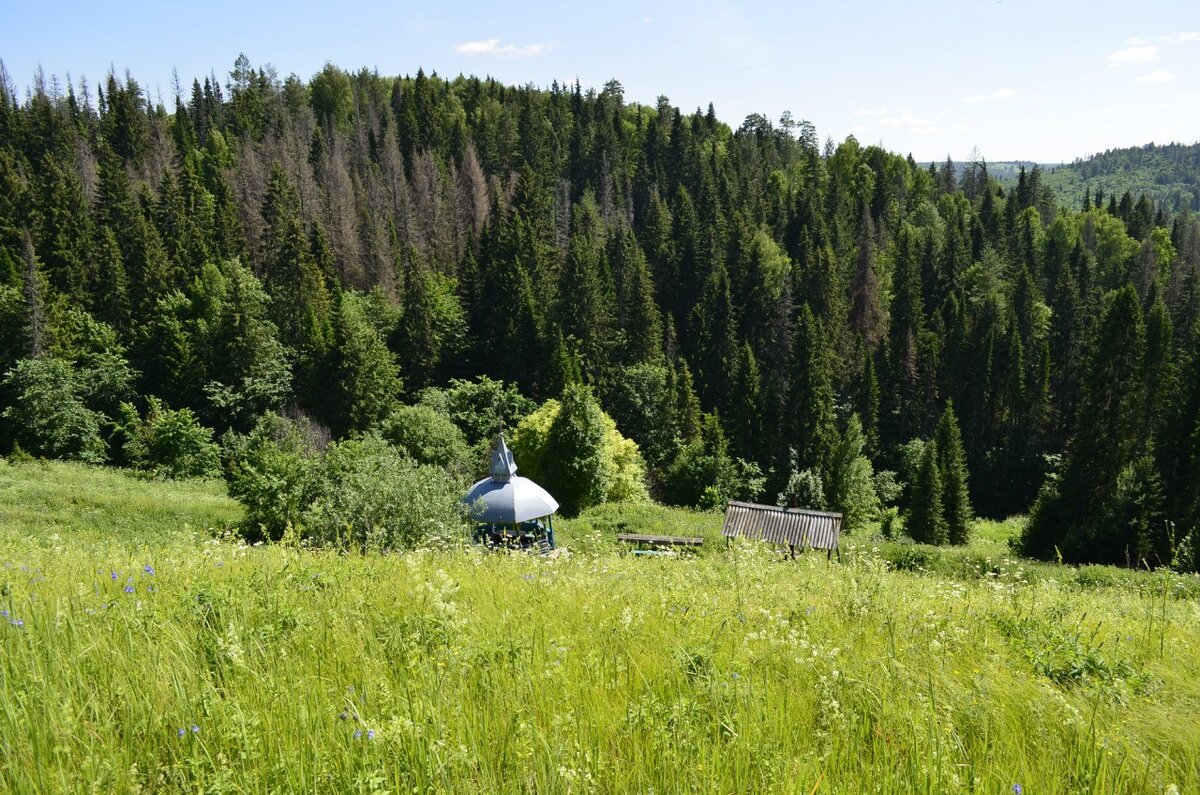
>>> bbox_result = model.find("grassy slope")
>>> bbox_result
[2,462,1199,793]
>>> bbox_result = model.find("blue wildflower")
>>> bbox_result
[191,724,200,734]
[366,730,375,740]
[1013,785,1022,795]
[124,584,135,594]
[1,609,7,618]
[178,728,186,737]
[111,572,118,581]
[354,730,362,739]
[144,565,155,575]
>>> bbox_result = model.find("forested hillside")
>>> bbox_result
[0,58,1198,567]
[1034,142,1200,213]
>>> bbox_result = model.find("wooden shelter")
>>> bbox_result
[721,501,843,559]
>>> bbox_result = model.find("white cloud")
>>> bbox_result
[1134,69,1176,83]
[1160,32,1200,43]
[870,112,965,136]
[962,87,1017,103]
[1108,45,1159,65]
[1125,36,1149,46]
[453,39,550,58]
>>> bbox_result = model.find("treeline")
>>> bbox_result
[0,58,1198,566]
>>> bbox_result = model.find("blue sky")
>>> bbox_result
[2,0,1198,162]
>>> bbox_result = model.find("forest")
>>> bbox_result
[0,57,1198,568]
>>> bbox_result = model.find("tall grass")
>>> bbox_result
[1,461,1198,792]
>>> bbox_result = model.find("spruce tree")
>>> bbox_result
[787,304,839,484]
[907,440,947,544]
[934,401,973,545]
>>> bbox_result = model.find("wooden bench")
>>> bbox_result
[616,533,705,549]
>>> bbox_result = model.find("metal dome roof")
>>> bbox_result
[463,435,559,524]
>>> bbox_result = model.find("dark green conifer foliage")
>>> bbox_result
[542,383,609,516]
[934,401,973,545]
[907,440,947,544]
[787,304,839,483]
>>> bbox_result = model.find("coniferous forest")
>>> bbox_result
[1,58,1199,568]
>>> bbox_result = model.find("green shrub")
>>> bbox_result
[376,404,470,475]
[512,384,649,515]
[663,413,762,509]
[1,358,107,463]
[304,434,467,551]
[224,414,319,541]
[124,397,221,479]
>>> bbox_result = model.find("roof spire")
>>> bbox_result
[489,433,518,482]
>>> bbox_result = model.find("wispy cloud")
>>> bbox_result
[1125,36,1149,46]
[453,39,550,58]
[962,88,1017,103]
[872,111,965,136]
[1134,69,1176,84]
[1108,44,1159,65]
[1160,32,1199,43]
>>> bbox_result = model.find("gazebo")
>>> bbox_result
[463,434,559,550]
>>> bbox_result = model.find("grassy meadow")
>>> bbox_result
[1,460,1199,793]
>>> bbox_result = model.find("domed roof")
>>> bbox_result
[463,435,559,523]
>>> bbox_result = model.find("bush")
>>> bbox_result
[224,414,320,541]
[1,358,106,463]
[512,384,649,515]
[419,376,535,447]
[124,397,221,479]
[663,413,763,509]
[376,404,470,476]
[304,434,467,551]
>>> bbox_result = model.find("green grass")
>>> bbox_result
[2,461,1199,792]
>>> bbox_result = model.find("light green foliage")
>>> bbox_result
[418,376,536,447]
[1,358,106,462]
[827,414,879,531]
[777,465,825,511]
[123,397,221,480]
[2,463,1200,792]
[224,413,320,541]
[304,434,468,552]
[376,403,470,476]
[331,291,402,434]
[512,384,649,515]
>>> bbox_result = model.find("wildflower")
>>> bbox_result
[1,610,7,618]
[1013,785,1022,795]
[354,730,362,739]
[144,565,155,575]
[178,728,186,737]
[125,584,135,594]
[191,724,199,734]
[111,572,118,581]
[367,730,375,740]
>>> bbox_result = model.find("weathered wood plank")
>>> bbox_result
[616,533,705,546]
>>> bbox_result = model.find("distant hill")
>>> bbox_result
[997,143,1200,212]
[926,143,1200,212]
